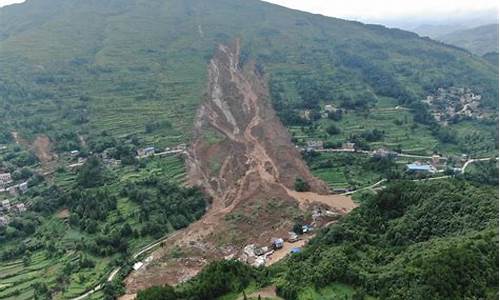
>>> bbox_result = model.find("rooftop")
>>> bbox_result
[406,163,434,171]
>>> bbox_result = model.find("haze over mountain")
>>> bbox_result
[436,23,499,56]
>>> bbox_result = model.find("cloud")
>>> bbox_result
[263,0,498,21]
[0,0,25,7]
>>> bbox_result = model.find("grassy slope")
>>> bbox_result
[0,1,498,298]
[438,24,499,56]
[0,155,187,299]
[0,0,497,148]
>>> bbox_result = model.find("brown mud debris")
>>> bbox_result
[124,40,356,294]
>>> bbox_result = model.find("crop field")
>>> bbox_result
[289,97,497,158]
[89,94,196,149]
[307,152,386,190]
[289,108,441,156]
[0,251,58,300]
[0,153,189,300]
[119,155,187,185]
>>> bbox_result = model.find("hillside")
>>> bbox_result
[0,0,498,299]
[0,0,498,149]
[438,23,499,56]
[136,179,499,300]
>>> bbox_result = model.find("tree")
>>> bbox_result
[77,156,108,188]
[294,177,310,192]
[22,251,31,266]
[32,282,51,300]
[327,110,342,121]
[137,285,177,300]
[326,124,341,135]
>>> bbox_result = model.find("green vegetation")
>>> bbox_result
[139,179,498,300]
[294,178,310,192]
[136,260,270,300]
[0,0,497,299]
[305,152,401,190]
[0,155,206,299]
[274,180,498,299]
[437,24,499,56]
[0,0,497,156]
[462,159,499,185]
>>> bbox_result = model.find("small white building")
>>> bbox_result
[133,262,144,271]
[343,142,356,151]
[306,140,324,150]
[0,173,12,188]
[19,182,28,194]
[324,104,337,112]
[15,203,26,213]
[0,216,8,227]
[1,200,10,209]
[137,147,155,157]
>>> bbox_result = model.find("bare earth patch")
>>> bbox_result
[123,40,356,294]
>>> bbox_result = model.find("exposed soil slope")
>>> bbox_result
[124,40,354,293]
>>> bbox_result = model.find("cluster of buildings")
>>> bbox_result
[0,200,27,227]
[137,144,187,158]
[0,172,29,195]
[300,104,342,121]
[304,140,356,152]
[422,87,486,124]
[239,220,325,267]
[240,233,301,267]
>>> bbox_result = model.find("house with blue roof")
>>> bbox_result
[406,162,436,174]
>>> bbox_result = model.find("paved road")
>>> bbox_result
[68,154,497,300]
[70,233,176,300]
[461,157,497,173]
[343,179,386,195]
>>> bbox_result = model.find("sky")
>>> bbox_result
[262,0,497,20]
[0,0,497,28]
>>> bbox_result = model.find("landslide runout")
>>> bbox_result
[124,40,342,293]
[187,39,329,206]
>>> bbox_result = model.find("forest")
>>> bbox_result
[136,179,498,300]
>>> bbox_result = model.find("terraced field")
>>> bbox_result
[308,152,386,190]
[0,252,60,300]
[0,154,188,300]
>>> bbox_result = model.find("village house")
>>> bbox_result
[14,203,26,213]
[431,154,441,165]
[342,142,356,151]
[19,182,28,194]
[1,200,10,210]
[406,162,436,174]
[324,104,337,112]
[0,173,12,188]
[137,146,155,157]
[288,232,299,243]
[306,140,324,150]
[373,148,392,158]
[7,186,18,196]
[0,216,8,227]
[300,110,312,120]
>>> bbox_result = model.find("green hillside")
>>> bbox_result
[0,0,498,299]
[0,0,497,154]
[134,179,500,300]
[438,24,499,56]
